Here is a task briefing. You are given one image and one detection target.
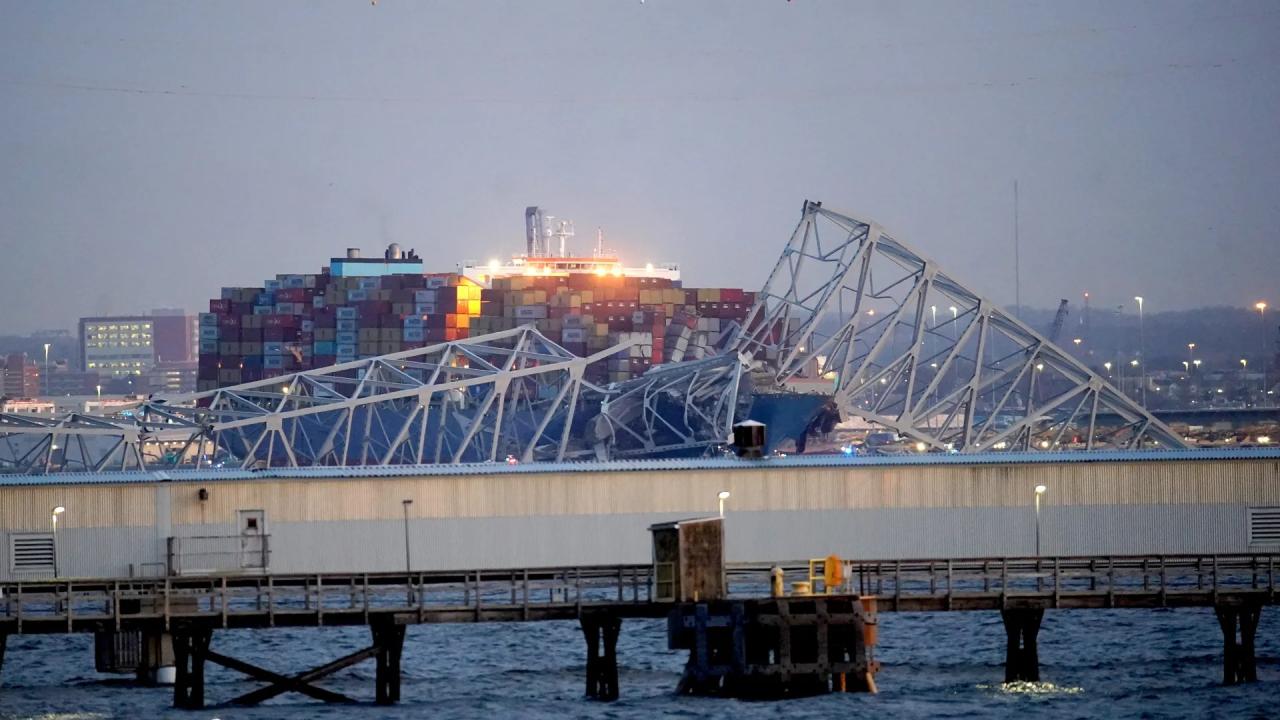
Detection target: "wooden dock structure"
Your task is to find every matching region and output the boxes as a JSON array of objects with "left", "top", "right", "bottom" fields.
[{"left": 1, "top": 553, "right": 1276, "bottom": 707}]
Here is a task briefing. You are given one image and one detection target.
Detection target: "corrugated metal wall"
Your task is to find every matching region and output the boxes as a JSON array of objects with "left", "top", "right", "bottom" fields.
[{"left": 2, "top": 457, "right": 1277, "bottom": 579}]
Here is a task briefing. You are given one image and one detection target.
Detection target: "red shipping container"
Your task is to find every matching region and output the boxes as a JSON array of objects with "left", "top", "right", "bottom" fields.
[
  {"left": 217, "top": 314, "right": 241, "bottom": 329},
  {"left": 209, "top": 299, "right": 231, "bottom": 313}
]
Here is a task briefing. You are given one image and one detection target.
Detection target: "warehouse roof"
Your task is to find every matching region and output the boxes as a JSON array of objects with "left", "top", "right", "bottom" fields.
[{"left": 1, "top": 446, "right": 1278, "bottom": 488}]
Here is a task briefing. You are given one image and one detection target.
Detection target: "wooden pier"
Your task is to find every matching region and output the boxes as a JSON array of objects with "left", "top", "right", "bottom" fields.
[{"left": 1, "top": 553, "right": 1276, "bottom": 707}]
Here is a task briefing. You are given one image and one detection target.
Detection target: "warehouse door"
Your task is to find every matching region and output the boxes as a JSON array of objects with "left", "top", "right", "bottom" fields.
[{"left": 238, "top": 509, "right": 267, "bottom": 570}]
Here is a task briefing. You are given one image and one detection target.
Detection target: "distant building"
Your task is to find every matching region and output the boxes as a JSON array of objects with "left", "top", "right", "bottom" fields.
[
  {"left": 147, "top": 361, "right": 197, "bottom": 394},
  {"left": 150, "top": 308, "right": 197, "bottom": 364},
  {"left": 1, "top": 353, "right": 40, "bottom": 398},
  {"left": 44, "top": 366, "right": 102, "bottom": 397},
  {"left": 0, "top": 398, "right": 55, "bottom": 416},
  {"left": 79, "top": 310, "right": 197, "bottom": 380}
]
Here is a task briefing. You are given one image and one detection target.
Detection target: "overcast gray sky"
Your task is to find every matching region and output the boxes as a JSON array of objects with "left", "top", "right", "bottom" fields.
[{"left": 1, "top": 0, "right": 1277, "bottom": 334}]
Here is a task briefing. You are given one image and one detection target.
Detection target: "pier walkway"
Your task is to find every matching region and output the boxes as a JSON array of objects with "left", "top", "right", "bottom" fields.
[{"left": 1, "top": 553, "right": 1275, "bottom": 706}]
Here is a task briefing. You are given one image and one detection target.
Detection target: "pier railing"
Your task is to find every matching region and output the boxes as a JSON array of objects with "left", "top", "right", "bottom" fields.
[
  {"left": 0, "top": 565, "right": 658, "bottom": 633},
  {"left": 731, "top": 554, "right": 1279, "bottom": 611},
  {"left": 4, "top": 554, "right": 1277, "bottom": 633}
]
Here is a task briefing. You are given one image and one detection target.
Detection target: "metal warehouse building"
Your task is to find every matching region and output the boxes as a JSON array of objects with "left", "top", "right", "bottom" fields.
[{"left": 3, "top": 449, "right": 1279, "bottom": 581}]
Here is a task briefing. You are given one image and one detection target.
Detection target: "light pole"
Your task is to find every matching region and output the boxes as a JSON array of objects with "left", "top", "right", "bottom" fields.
[
  {"left": 718, "top": 490, "right": 731, "bottom": 518},
  {"left": 401, "top": 499, "right": 413, "bottom": 576},
  {"left": 42, "top": 343, "right": 51, "bottom": 396},
  {"left": 1241, "top": 359, "right": 1249, "bottom": 405},
  {"left": 1134, "top": 297, "right": 1146, "bottom": 406},
  {"left": 1187, "top": 343, "right": 1195, "bottom": 367},
  {"left": 1258, "top": 302, "right": 1269, "bottom": 403},
  {"left": 51, "top": 506, "right": 66, "bottom": 577},
  {"left": 1033, "top": 485, "right": 1046, "bottom": 556}
]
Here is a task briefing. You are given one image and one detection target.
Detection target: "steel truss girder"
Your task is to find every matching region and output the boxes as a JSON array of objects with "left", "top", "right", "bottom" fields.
[
  {"left": 149, "top": 325, "right": 631, "bottom": 469},
  {"left": 585, "top": 353, "right": 753, "bottom": 460},
  {"left": 0, "top": 327, "right": 637, "bottom": 475},
  {"left": 733, "top": 200, "right": 1187, "bottom": 452}
]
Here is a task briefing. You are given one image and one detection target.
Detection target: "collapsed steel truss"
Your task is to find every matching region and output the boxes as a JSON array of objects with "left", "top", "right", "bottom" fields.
[
  {"left": 0, "top": 327, "right": 634, "bottom": 474},
  {"left": 586, "top": 353, "right": 752, "bottom": 460},
  {"left": 734, "top": 200, "right": 1186, "bottom": 451},
  {"left": 177, "top": 325, "right": 624, "bottom": 467},
  {"left": 0, "top": 410, "right": 203, "bottom": 475},
  {"left": 1, "top": 200, "right": 1192, "bottom": 475}
]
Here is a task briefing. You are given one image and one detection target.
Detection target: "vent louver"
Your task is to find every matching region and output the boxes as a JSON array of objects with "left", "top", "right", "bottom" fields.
[
  {"left": 1248, "top": 507, "right": 1280, "bottom": 547},
  {"left": 10, "top": 532, "right": 55, "bottom": 572}
]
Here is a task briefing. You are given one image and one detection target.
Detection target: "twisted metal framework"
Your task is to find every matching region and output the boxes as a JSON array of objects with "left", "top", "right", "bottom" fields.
[
  {"left": 0, "top": 409, "right": 204, "bottom": 475},
  {"left": 0, "top": 327, "right": 636, "bottom": 474},
  {"left": 586, "top": 353, "right": 752, "bottom": 460},
  {"left": 176, "top": 325, "right": 626, "bottom": 468},
  {"left": 734, "top": 200, "right": 1186, "bottom": 452}
]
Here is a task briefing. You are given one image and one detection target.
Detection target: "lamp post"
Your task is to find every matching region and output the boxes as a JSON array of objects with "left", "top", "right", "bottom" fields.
[
  {"left": 1134, "top": 297, "right": 1146, "bottom": 406},
  {"left": 1033, "top": 486, "right": 1047, "bottom": 556},
  {"left": 401, "top": 499, "right": 413, "bottom": 574},
  {"left": 42, "top": 343, "right": 51, "bottom": 396},
  {"left": 51, "top": 506, "right": 66, "bottom": 577},
  {"left": 718, "top": 490, "right": 731, "bottom": 518},
  {"left": 1259, "top": 302, "right": 1270, "bottom": 403}
]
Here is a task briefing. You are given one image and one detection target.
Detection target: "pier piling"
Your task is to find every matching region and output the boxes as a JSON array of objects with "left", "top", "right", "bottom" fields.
[
  {"left": 1215, "top": 602, "right": 1262, "bottom": 685},
  {"left": 1000, "top": 608, "right": 1044, "bottom": 682},
  {"left": 581, "top": 613, "right": 622, "bottom": 700},
  {"left": 373, "top": 622, "right": 407, "bottom": 704},
  {"left": 171, "top": 627, "right": 211, "bottom": 709}
]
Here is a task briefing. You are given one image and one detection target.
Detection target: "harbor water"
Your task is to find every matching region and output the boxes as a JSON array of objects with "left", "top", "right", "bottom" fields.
[{"left": 1, "top": 607, "right": 1276, "bottom": 719}]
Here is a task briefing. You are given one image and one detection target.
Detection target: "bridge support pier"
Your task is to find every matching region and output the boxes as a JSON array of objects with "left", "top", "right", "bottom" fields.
[
  {"left": 1001, "top": 608, "right": 1044, "bottom": 683},
  {"left": 581, "top": 613, "right": 621, "bottom": 701},
  {"left": 1, "top": 630, "right": 8, "bottom": 679},
  {"left": 171, "top": 627, "right": 212, "bottom": 709},
  {"left": 1215, "top": 602, "right": 1262, "bottom": 685}
]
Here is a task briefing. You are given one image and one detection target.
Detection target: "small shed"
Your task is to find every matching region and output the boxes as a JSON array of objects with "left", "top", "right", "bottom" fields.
[{"left": 649, "top": 517, "right": 725, "bottom": 603}]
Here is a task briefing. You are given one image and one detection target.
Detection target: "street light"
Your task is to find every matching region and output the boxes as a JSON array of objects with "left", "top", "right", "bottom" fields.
[
  {"left": 1134, "top": 297, "right": 1146, "bottom": 406},
  {"left": 718, "top": 490, "right": 731, "bottom": 518},
  {"left": 401, "top": 499, "right": 414, "bottom": 582},
  {"left": 1033, "top": 486, "right": 1047, "bottom": 556},
  {"left": 52, "top": 506, "right": 66, "bottom": 577},
  {"left": 1258, "top": 302, "right": 1269, "bottom": 402},
  {"left": 42, "top": 343, "right": 51, "bottom": 396}
]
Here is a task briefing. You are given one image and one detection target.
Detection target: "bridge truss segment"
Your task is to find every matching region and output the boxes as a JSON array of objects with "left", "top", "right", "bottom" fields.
[
  {"left": 0, "top": 410, "right": 204, "bottom": 475},
  {"left": 733, "top": 200, "right": 1186, "bottom": 452},
  {"left": 0, "top": 326, "right": 638, "bottom": 475},
  {"left": 586, "top": 352, "right": 752, "bottom": 460},
  {"left": 164, "top": 325, "right": 631, "bottom": 468}
]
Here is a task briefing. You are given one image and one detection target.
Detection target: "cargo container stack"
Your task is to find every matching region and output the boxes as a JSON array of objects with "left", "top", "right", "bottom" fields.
[
  {"left": 197, "top": 246, "right": 756, "bottom": 391},
  {"left": 197, "top": 270, "right": 482, "bottom": 391}
]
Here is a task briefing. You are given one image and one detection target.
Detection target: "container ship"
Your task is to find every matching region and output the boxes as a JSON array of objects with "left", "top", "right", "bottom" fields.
[{"left": 196, "top": 206, "right": 831, "bottom": 456}]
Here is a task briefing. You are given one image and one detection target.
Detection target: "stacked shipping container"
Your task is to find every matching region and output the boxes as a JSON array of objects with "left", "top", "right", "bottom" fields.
[
  {"left": 197, "top": 272, "right": 481, "bottom": 391},
  {"left": 199, "top": 265, "right": 752, "bottom": 390}
]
